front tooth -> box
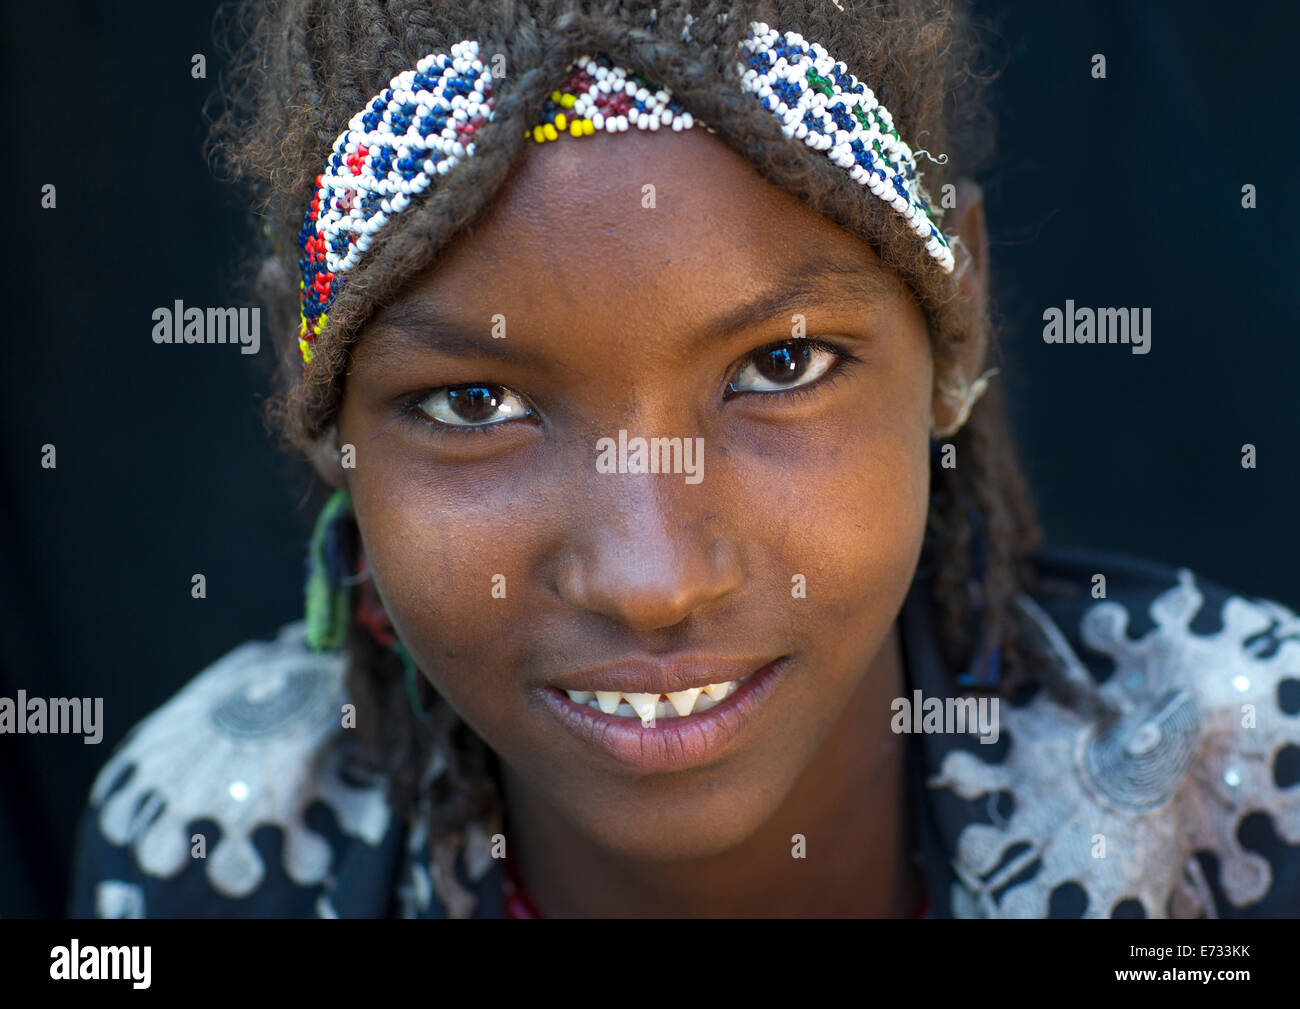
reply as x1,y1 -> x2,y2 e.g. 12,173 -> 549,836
566,690 -> 594,704
595,690 -> 622,714
666,688 -> 702,716
702,682 -> 733,701
622,693 -> 660,724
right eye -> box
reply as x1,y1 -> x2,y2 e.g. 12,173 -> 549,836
411,384 -> 533,430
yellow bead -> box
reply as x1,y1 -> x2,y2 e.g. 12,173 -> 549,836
532,125 -> 545,143
560,93 -> 576,108
542,123 -> 558,141
300,339 -> 312,363
550,90 -> 563,103
582,118 -> 595,136
555,113 -> 567,131
569,120 -> 583,137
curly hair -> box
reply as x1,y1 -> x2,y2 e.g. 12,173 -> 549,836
207,0 -> 1045,835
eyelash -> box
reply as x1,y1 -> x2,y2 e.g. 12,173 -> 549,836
400,337 -> 861,436
725,337 -> 860,403
399,390 -> 515,437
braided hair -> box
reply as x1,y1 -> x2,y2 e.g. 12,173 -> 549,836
208,0 -> 1044,834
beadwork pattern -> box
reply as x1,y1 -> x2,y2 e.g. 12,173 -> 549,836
297,22 -> 952,366
298,41 -> 495,365
736,25 -> 954,272
525,54 -> 698,144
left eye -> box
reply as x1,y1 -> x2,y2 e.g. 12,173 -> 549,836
414,384 -> 531,427
727,339 -> 841,394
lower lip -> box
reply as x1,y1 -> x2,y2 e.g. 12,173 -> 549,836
538,659 -> 787,774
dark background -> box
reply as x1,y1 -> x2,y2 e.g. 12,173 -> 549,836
2,1 -> 1296,916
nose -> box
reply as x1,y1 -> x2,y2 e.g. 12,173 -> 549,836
555,475 -> 745,632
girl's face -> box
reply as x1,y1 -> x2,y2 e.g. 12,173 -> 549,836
337,126 -> 936,860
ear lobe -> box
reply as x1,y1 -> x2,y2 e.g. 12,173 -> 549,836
307,425 -> 347,487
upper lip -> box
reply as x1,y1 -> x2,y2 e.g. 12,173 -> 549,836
549,655 -> 779,695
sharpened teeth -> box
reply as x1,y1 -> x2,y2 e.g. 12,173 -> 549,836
623,693 -> 660,725
564,679 -> 745,719
666,688 -> 701,716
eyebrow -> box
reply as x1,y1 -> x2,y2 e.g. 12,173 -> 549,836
695,252 -> 901,345
362,251 -> 901,364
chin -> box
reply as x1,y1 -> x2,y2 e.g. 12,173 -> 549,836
567,788 -> 778,864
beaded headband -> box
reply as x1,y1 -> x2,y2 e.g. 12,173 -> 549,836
296,21 -> 954,366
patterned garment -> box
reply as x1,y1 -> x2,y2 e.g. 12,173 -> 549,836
68,547 -> 1300,918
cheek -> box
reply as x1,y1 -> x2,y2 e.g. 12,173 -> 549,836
742,350 -> 933,620
737,404 -> 931,671
344,451 -> 539,731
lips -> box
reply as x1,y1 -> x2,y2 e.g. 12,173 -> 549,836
539,656 -> 787,773
549,654 -> 773,697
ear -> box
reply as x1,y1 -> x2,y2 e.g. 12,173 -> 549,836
306,424 -> 348,487
931,177 -> 992,436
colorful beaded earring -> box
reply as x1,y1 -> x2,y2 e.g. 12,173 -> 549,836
304,487 -> 354,652
304,488 -> 434,724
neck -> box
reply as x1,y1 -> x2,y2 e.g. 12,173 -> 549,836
500,622 -> 920,916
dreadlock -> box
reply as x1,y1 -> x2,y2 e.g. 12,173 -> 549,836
207,0 -> 1045,833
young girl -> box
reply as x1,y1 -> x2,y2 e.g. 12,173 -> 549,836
70,0 -> 1300,918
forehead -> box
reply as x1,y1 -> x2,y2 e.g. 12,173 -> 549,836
387,125 -> 901,317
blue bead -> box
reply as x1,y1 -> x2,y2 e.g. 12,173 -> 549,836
772,79 -> 801,104
829,104 -> 855,131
